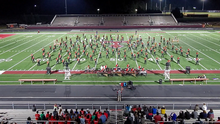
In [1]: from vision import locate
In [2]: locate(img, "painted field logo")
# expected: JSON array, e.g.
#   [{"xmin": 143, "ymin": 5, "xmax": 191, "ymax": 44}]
[
  {"xmin": 186, "ymin": 58, "xmax": 203, "ymax": 61},
  {"xmin": 110, "ymin": 42, "xmax": 123, "ymax": 48},
  {"xmin": 0, "ymin": 59, "xmax": 12, "ymax": 62},
  {"xmin": 148, "ymin": 58, "xmax": 162, "ymax": 61}
]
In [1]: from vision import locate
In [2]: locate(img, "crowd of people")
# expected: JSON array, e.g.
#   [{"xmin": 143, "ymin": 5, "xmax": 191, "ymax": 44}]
[
  {"xmin": 123, "ymin": 103, "xmax": 220, "ymax": 124},
  {"xmin": 30, "ymin": 104, "xmax": 110, "ymax": 124}
]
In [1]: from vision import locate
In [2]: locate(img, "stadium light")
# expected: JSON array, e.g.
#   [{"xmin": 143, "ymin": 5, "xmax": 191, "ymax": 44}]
[
  {"xmin": 97, "ymin": 8, "xmax": 100, "ymax": 14},
  {"xmin": 160, "ymin": 0, "xmax": 163, "ymax": 11},
  {"xmin": 201, "ymin": 0, "xmax": 205, "ymax": 10},
  {"xmin": 135, "ymin": 9, "xmax": 138, "ymax": 14}
]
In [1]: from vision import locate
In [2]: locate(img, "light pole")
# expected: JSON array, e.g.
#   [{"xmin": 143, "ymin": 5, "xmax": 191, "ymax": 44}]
[
  {"xmin": 97, "ymin": 8, "xmax": 100, "ymax": 14},
  {"xmin": 201, "ymin": 0, "xmax": 205, "ymax": 10},
  {"xmin": 160, "ymin": 0, "xmax": 162, "ymax": 11},
  {"xmin": 65, "ymin": 0, "xmax": 67, "ymax": 14},
  {"xmin": 135, "ymin": 9, "xmax": 138, "ymax": 14}
]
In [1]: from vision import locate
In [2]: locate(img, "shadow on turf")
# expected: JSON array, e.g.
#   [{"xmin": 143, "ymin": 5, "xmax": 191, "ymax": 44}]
[{"xmin": 147, "ymin": 70, "xmax": 163, "ymax": 76}]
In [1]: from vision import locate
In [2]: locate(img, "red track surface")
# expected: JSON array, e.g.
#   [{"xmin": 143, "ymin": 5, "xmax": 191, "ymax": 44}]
[
  {"xmin": 3, "ymin": 70, "xmax": 220, "ymax": 74},
  {"xmin": 0, "ymin": 34, "xmax": 15, "ymax": 39}
]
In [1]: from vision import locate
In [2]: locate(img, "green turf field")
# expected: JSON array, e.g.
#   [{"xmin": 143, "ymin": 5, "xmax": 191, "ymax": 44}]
[{"xmin": 0, "ymin": 30, "xmax": 220, "ymax": 83}]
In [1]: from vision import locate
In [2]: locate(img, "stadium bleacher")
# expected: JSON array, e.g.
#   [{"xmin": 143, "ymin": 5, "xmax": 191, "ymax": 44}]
[
  {"xmin": 52, "ymin": 17, "xmax": 78, "ymax": 26},
  {"xmin": 1, "ymin": 105, "xmax": 220, "ymax": 124},
  {"xmin": 77, "ymin": 17, "xmax": 102, "ymax": 26},
  {"xmin": 150, "ymin": 15, "xmax": 177, "ymax": 25},
  {"xmin": 103, "ymin": 16, "xmax": 124, "ymax": 26},
  {"xmin": 125, "ymin": 16, "xmax": 150, "ymax": 26},
  {"xmin": 50, "ymin": 14, "xmax": 178, "ymax": 27}
]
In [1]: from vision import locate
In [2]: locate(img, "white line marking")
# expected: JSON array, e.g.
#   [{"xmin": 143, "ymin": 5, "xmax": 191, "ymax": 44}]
[
  {"xmin": 144, "ymin": 33, "xmax": 162, "ymax": 70},
  {"xmin": 126, "ymin": 34, "xmax": 138, "ymax": 68},
  {"xmin": 94, "ymin": 34, "xmax": 105, "ymax": 69},
  {"xmin": 167, "ymin": 33, "xmax": 220, "ymax": 65},
  {"xmin": 0, "ymin": 34, "xmax": 25, "ymax": 45},
  {"xmin": 0, "ymin": 35, "xmax": 45, "ymax": 56},
  {"xmin": 0, "ymin": 35, "xmax": 47, "ymax": 65},
  {"xmin": 72, "ymin": 40, "xmax": 89, "ymax": 70},
  {"xmin": 155, "ymin": 33, "xmax": 184, "ymax": 70},
  {"xmin": 188, "ymin": 33, "xmax": 220, "ymax": 47},
  {"xmin": 0, "ymin": 35, "xmax": 29, "ymax": 49},
  {"xmin": 7, "ymin": 35, "xmax": 65, "ymax": 70},
  {"xmin": 183, "ymin": 34, "xmax": 220, "ymax": 55}
]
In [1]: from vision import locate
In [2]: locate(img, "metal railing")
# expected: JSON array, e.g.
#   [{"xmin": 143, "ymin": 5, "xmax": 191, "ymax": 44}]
[{"xmin": 0, "ymin": 102, "xmax": 220, "ymax": 110}]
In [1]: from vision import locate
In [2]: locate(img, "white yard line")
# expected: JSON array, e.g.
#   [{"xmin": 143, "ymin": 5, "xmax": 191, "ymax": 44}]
[
  {"xmin": 94, "ymin": 34, "xmax": 105, "ymax": 69},
  {"xmin": 144, "ymin": 33, "xmax": 162, "ymax": 70},
  {"xmin": 126, "ymin": 34, "xmax": 138, "ymax": 68},
  {"xmin": 28, "ymin": 51, "xmax": 54, "ymax": 71},
  {"xmin": 0, "ymin": 35, "xmax": 30, "ymax": 49},
  {"xmin": 182, "ymin": 34, "xmax": 220, "ymax": 55},
  {"xmin": 166, "ymin": 33, "xmax": 208, "ymax": 70},
  {"xmin": 154, "ymin": 33, "xmax": 185, "ymax": 70},
  {"xmin": 188, "ymin": 33, "xmax": 220, "ymax": 47},
  {"xmin": 0, "ymin": 36, "xmax": 48, "ymax": 64},
  {"xmin": 0, "ymin": 35, "xmax": 45, "ymax": 56},
  {"xmin": 0, "ymin": 34, "xmax": 26, "ymax": 45},
  {"xmin": 7, "ymin": 35, "xmax": 65, "ymax": 71},
  {"xmin": 167, "ymin": 33, "xmax": 220, "ymax": 65},
  {"xmin": 51, "ymin": 51, "xmax": 68, "ymax": 70},
  {"xmin": 71, "ymin": 35, "xmax": 89, "ymax": 70}
]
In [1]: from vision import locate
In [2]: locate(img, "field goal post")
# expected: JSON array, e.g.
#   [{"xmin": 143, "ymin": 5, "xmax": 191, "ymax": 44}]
[
  {"xmin": 164, "ymin": 66, "xmax": 170, "ymax": 80},
  {"xmin": 64, "ymin": 67, "xmax": 71, "ymax": 80}
]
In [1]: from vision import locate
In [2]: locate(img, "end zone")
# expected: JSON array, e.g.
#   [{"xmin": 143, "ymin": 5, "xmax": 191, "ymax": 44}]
[
  {"xmin": 0, "ymin": 34, "xmax": 16, "ymax": 39},
  {"xmin": 0, "ymin": 71, "xmax": 5, "ymax": 75}
]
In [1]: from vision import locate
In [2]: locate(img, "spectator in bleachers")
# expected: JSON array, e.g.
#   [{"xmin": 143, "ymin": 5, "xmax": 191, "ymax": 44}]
[
  {"xmin": 80, "ymin": 108, "xmax": 85, "ymax": 115},
  {"xmin": 137, "ymin": 105, "xmax": 141, "ymax": 112},
  {"xmin": 92, "ymin": 110, "xmax": 97, "ymax": 121},
  {"xmin": 35, "ymin": 111, "xmax": 40, "ymax": 121},
  {"xmin": 191, "ymin": 109, "xmax": 198, "ymax": 119},
  {"xmin": 58, "ymin": 105, "xmax": 62, "ymax": 111},
  {"xmin": 64, "ymin": 109, "xmax": 68, "ymax": 114},
  {"xmin": 148, "ymin": 106, "xmax": 153, "ymax": 113},
  {"xmin": 126, "ymin": 105, "xmax": 130, "ymax": 111},
  {"xmin": 69, "ymin": 109, "xmax": 73, "ymax": 115},
  {"xmin": 185, "ymin": 109, "xmax": 191, "ymax": 120},
  {"xmin": 134, "ymin": 113, "xmax": 139, "ymax": 124},
  {"xmin": 93, "ymin": 116, "xmax": 99, "ymax": 124},
  {"xmin": 199, "ymin": 110, "xmax": 207, "ymax": 119},
  {"xmin": 80, "ymin": 115, "xmax": 85, "ymax": 124},
  {"xmin": 54, "ymin": 104, "xmax": 58, "ymax": 110},
  {"xmin": 124, "ymin": 116, "xmax": 132, "ymax": 124},
  {"xmin": 216, "ymin": 117, "xmax": 220, "ymax": 123},
  {"xmin": 208, "ymin": 109, "xmax": 214, "ymax": 120},
  {"xmin": 58, "ymin": 116, "xmax": 64, "ymax": 124},
  {"xmin": 105, "ymin": 108, "xmax": 110, "ymax": 118},
  {"xmin": 201, "ymin": 103, "xmax": 207, "ymax": 111},
  {"xmin": 104, "ymin": 111, "xmax": 108, "ymax": 119},
  {"xmin": 32, "ymin": 105, "xmax": 36, "ymax": 112},
  {"xmin": 177, "ymin": 110, "xmax": 185, "ymax": 120},
  {"xmin": 75, "ymin": 115, "xmax": 80, "ymax": 124},
  {"xmin": 157, "ymin": 107, "xmax": 161, "ymax": 114},
  {"xmin": 40, "ymin": 112, "xmax": 46, "ymax": 121},
  {"xmin": 75, "ymin": 109, "xmax": 79, "ymax": 115},
  {"xmin": 152, "ymin": 107, "xmax": 157, "ymax": 115},
  {"xmin": 154, "ymin": 112, "xmax": 162, "ymax": 123},
  {"xmin": 58, "ymin": 109, "xmax": 63, "ymax": 116},
  {"xmin": 26, "ymin": 117, "xmax": 32, "ymax": 124},
  {"xmin": 53, "ymin": 109, "xmax": 58, "ymax": 117},
  {"xmin": 85, "ymin": 114, "xmax": 91, "ymax": 124},
  {"xmin": 100, "ymin": 112, "xmax": 107, "ymax": 123},
  {"xmin": 169, "ymin": 112, "xmax": 177, "ymax": 121},
  {"xmin": 163, "ymin": 114, "xmax": 168, "ymax": 121},
  {"xmin": 194, "ymin": 104, "xmax": 199, "ymax": 111},
  {"xmin": 45, "ymin": 111, "xmax": 49, "ymax": 120}
]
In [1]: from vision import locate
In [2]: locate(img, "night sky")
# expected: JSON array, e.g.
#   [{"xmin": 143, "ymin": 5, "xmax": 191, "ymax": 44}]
[{"xmin": 0, "ymin": 0, "xmax": 220, "ymax": 15}]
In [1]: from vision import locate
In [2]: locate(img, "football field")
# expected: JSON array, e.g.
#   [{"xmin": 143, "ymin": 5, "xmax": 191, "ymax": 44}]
[{"xmin": 0, "ymin": 29, "xmax": 220, "ymax": 83}]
